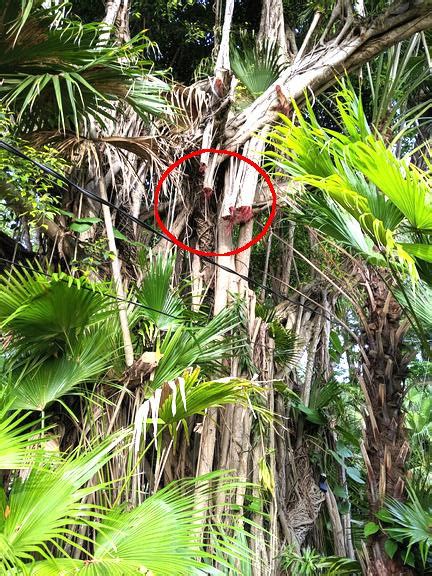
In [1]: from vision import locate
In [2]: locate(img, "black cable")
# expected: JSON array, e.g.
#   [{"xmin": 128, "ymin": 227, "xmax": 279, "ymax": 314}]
[{"xmin": 0, "ymin": 140, "xmax": 347, "ymax": 330}]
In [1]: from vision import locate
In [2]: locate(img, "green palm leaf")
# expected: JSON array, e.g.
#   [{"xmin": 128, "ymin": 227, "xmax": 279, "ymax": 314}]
[
  {"xmin": 267, "ymin": 85, "xmax": 432, "ymax": 281},
  {"xmin": 0, "ymin": 267, "xmax": 113, "ymax": 349},
  {"xmin": 151, "ymin": 306, "xmax": 241, "ymax": 388},
  {"xmin": 29, "ymin": 472, "xmax": 257, "ymax": 575},
  {"xmin": 0, "ymin": 268, "xmax": 120, "ymax": 409},
  {"xmin": 378, "ymin": 485, "xmax": 432, "ymax": 567},
  {"xmin": 0, "ymin": 434, "xmax": 125, "ymax": 570},
  {"xmin": 134, "ymin": 367, "xmax": 270, "ymax": 451},
  {"xmin": 2, "ymin": 329, "xmax": 115, "ymax": 411},
  {"xmin": 298, "ymin": 193, "xmax": 386, "ymax": 265},
  {"xmin": 0, "ymin": 405, "xmax": 46, "ymax": 469},
  {"xmin": 350, "ymin": 139, "xmax": 432, "ymax": 232},
  {"xmin": 134, "ymin": 254, "xmax": 186, "ymax": 331},
  {"xmin": 230, "ymin": 32, "xmax": 287, "ymax": 98},
  {"xmin": 400, "ymin": 243, "xmax": 432, "ymax": 264},
  {"xmin": 0, "ymin": 2, "xmax": 170, "ymax": 132},
  {"xmin": 395, "ymin": 282, "xmax": 432, "ymax": 335}
]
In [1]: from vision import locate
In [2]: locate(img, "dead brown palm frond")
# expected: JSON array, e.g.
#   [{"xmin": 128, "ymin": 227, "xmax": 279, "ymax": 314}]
[
  {"xmin": 29, "ymin": 131, "xmax": 100, "ymax": 169},
  {"xmin": 28, "ymin": 129, "xmax": 187, "ymax": 219},
  {"xmin": 162, "ymin": 81, "xmax": 212, "ymax": 134},
  {"xmin": 30, "ymin": 131, "xmax": 169, "ymax": 177},
  {"xmin": 103, "ymin": 136, "xmax": 161, "ymax": 160}
]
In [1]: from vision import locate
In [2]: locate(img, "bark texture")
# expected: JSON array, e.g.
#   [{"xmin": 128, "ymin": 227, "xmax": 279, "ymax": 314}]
[{"xmin": 358, "ymin": 268, "xmax": 413, "ymax": 575}]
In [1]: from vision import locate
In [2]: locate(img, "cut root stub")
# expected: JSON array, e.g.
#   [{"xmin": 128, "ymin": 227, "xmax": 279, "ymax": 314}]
[
  {"xmin": 223, "ymin": 205, "xmax": 254, "ymax": 231},
  {"xmin": 203, "ymin": 187, "xmax": 213, "ymax": 199}
]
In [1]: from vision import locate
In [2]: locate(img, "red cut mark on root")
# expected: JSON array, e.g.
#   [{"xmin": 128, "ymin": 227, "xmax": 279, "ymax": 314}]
[
  {"xmin": 199, "ymin": 162, "xmax": 207, "ymax": 174},
  {"xmin": 223, "ymin": 206, "xmax": 254, "ymax": 232},
  {"xmin": 203, "ymin": 187, "xmax": 213, "ymax": 199}
]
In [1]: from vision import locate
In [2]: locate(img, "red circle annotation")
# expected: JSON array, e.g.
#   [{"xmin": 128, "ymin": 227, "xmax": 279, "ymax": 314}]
[{"xmin": 153, "ymin": 148, "xmax": 276, "ymax": 257}]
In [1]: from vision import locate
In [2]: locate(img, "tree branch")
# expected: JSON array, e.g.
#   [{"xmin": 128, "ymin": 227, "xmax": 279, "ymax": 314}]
[{"xmin": 224, "ymin": 1, "xmax": 432, "ymax": 149}]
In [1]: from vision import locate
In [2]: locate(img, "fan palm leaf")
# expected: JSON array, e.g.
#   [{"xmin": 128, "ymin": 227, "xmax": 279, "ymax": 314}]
[
  {"xmin": 0, "ymin": 405, "xmax": 47, "ymax": 469},
  {"xmin": 0, "ymin": 1, "xmax": 170, "ymax": 133},
  {"xmin": 0, "ymin": 434, "xmax": 125, "ymax": 570},
  {"xmin": 0, "ymin": 268, "xmax": 120, "ymax": 409},
  {"xmin": 90, "ymin": 472, "xmax": 254, "ymax": 575},
  {"xmin": 134, "ymin": 254, "xmax": 186, "ymax": 331},
  {"xmin": 10, "ymin": 472, "xmax": 257, "ymax": 575},
  {"xmin": 2, "ymin": 328, "xmax": 115, "ymax": 411},
  {"xmin": 365, "ymin": 34, "xmax": 432, "ymax": 138},
  {"xmin": 267, "ymin": 85, "xmax": 432, "ymax": 281},
  {"xmin": 0, "ymin": 267, "xmax": 114, "ymax": 353},
  {"xmin": 230, "ymin": 32, "xmax": 287, "ymax": 98},
  {"xmin": 377, "ymin": 485, "xmax": 432, "ymax": 567},
  {"xmin": 298, "ymin": 193, "xmax": 386, "ymax": 266},
  {"xmin": 349, "ymin": 139, "xmax": 432, "ymax": 232}
]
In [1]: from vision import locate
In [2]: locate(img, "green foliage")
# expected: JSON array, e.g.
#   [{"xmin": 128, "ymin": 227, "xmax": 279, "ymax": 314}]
[
  {"xmin": 364, "ymin": 521, "xmax": 380, "ymax": 537},
  {"xmin": 0, "ymin": 408, "xmax": 256, "ymax": 575},
  {"xmin": 269, "ymin": 320, "xmax": 299, "ymax": 367},
  {"xmin": 151, "ymin": 305, "xmax": 241, "ymax": 388},
  {"xmin": 0, "ymin": 0, "xmax": 170, "ymax": 133},
  {"xmin": 0, "ymin": 107, "xmax": 67, "ymax": 236},
  {"xmin": 157, "ymin": 367, "xmax": 262, "ymax": 427},
  {"xmin": 377, "ymin": 485, "xmax": 432, "ymax": 569},
  {"xmin": 135, "ymin": 254, "xmax": 186, "ymax": 331},
  {"xmin": 75, "ymin": 0, "xmax": 218, "ymax": 83},
  {"xmin": 4, "ymin": 333, "xmax": 113, "ymax": 411},
  {"xmin": 231, "ymin": 32, "xmax": 287, "ymax": 99},
  {"xmin": 267, "ymin": 83, "xmax": 432, "ymax": 284},
  {"xmin": 0, "ymin": 405, "xmax": 47, "ymax": 469},
  {"xmin": 0, "ymin": 266, "xmax": 114, "ymax": 352},
  {"xmin": 0, "ymin": 266, "xmax": 120, "ymax": 410},
  {"xmin": 0, "ymin": 263, "xmax": 264, "ymax": 573},
  {"xmin": 134, "ymin": 367, "xmax": 269, "ymax": 451},
  {"xmin": 364, "ymin": 35, "xmax": 431, "ymax": 139},
  {"xmin": 131, "ymin": 256, "xmax": 243, "ymax": 388},
  {"xmin": 396, "ymin": 283, "xmax": 432, "ymax": 343},
  {"xmin": 255, "ymin": 303, "xmax": 300, "ymax": 367},
  {"xmin": 279, "ymin": 545, "xmax": 360, "ymax": 575}
]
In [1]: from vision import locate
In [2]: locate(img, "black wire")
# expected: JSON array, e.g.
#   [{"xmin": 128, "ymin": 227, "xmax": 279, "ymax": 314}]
[{"xmin": 0, "ymin": 140, "xmax": 345, "ymax": 329}]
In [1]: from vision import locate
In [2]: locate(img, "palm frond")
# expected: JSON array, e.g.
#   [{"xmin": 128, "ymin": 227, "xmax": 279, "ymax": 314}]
[
  {"xmin": 298, "ymin": 194, "xmax": 386, "ymax": 265},
  {"xmin": 0, "ymin": 433, "xmax": 124, "ymax": 570},
  {"xmin": 3, "ymin": 328, "xmax": 115, "ymax": 411},
  {"xmin": 134, "ymin": 367, "xmax": 269, "ymax": 451},
  {"xmin": 350, "ymin": 139, "xmax": 432, "ymax": 232},
  {"xmin": 151, "ymin": 306, "xmax": 241, "ymax": 388},
  {"xmin": 0, "ymin": 5, "xmax": 170, "ymax": 132},
  {"xmin": 395, "ymin": 282, "xmax": 432, "ymax": 335},
  {"xmin": 267, "ymin": 85, "xmax": 432, "ymax": 282},
  {"xmin": 89, "ymin": 471, "xmax": 256, "ymax": 575},
  {"xmin": 230, "ymin": 32, "xmax": 287, "ymax": 98},
  {"xmin": 378, "ymin": 484, "xmax": 432, "ymax": 568},
  {"xmin": 21, "ymin": 472, "xmax": 258, "ymax": 575},
  {"xmin": 268, "ymin": 320, "xmax": 301, "ymax": 367},
  {"xmin": 0, "ymin": 267, "xmax": 113, "ymax": 345},
  {"xmin": 0, "ymin": 405, "xmax": 47, "ymax": 469},
  {"xmin": 365, "ymin": 35, "xmax": 432, "ymax": 139},
  {"xmin": 134, "ymin": 254, "xmax": 186, "ymax": 331}
]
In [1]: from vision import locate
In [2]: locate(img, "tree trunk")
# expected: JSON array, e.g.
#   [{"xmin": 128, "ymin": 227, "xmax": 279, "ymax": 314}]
[
  {"xmin": 358, "ymin": 267, "xmax": 412, "ymax": 575},
  {"xmin": 257, "ymin": 0, "xmax": 288, "ymax": 54}
]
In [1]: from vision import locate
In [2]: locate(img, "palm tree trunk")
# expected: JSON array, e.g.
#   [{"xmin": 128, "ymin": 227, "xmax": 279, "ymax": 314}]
[{"xmin": 359, "ymin": 268, "xmax": 412, "ymax": 575}]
